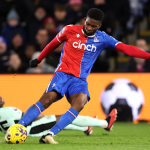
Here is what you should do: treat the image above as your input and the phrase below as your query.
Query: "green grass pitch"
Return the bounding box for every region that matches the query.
[0,122,150,150]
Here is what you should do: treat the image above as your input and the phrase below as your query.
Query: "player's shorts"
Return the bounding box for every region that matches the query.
[45,71,90,102]
[26,115,56,137]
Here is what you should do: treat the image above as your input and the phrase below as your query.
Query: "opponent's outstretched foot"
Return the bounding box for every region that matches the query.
[84,115,97,136]
[39,131,58,144]
[105,109,117,131]
[84,126,93,135]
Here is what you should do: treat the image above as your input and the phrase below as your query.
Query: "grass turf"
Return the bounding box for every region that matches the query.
[0,122,150,150]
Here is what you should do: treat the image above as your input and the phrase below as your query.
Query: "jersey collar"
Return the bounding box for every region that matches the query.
[81,29,96,37]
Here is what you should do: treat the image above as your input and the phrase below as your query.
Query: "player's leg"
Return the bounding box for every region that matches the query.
[27,114,88,136]
[64,124,88,131]
[72,109,117,131]
[39,76,89,144]
[39,93,87,144]
[18,72,67,127]
[55,115,89,132]
[72,115,108,128]
[18,91,59,126]
[53,93,87,131]
[27,115,57,137]
[50,93,87,133]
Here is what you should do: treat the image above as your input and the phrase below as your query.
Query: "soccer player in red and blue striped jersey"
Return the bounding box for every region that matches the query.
[17,8,150,144]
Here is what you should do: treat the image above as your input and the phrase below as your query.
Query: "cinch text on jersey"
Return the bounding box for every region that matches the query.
[73,40,97,52]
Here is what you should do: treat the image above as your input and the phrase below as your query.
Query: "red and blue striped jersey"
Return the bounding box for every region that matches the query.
[55,25,121,79]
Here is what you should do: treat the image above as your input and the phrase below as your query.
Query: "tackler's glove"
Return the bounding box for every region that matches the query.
[29,58,41,68]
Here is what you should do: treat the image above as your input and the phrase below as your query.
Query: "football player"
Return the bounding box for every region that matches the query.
[16,7,150,144]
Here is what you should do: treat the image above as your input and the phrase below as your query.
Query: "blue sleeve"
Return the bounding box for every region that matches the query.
[104,32,121,50]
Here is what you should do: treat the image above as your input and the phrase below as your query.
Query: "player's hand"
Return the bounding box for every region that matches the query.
[29,58,41,68]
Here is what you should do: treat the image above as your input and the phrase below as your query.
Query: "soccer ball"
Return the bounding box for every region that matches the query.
[5,124,28,144]
[100,78,144,121]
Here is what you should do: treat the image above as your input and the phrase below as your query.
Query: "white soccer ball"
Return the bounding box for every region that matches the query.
[100,78,144,121]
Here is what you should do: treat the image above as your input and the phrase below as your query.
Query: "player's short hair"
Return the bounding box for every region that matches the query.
[87,8,104,23]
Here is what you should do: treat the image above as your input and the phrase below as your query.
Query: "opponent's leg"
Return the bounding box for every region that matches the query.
[50,93,87,134]
[72,109,117,131]
[64,124,88,131]
[39,93,87,144]
[18,91,59,126]
[72,115,108,128]
[27,115,88,137]
[26,115,57,137]
[56,115,89,132]
[104,109,117,131]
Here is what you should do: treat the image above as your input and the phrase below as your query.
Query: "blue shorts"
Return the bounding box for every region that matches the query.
[45,71,90,102]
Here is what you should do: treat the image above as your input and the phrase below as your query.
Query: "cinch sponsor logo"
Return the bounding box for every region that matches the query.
[73,40,97,52]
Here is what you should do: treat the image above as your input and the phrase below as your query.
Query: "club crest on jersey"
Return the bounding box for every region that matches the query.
[94,36,99,42]
[73,40,97,52]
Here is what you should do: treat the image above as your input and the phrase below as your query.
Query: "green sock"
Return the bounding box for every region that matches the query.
[72,115,108,128]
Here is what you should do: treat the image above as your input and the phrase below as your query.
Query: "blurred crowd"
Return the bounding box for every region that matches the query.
[0,0,150,74]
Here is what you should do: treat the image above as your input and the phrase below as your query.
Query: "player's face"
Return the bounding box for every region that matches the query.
[84,17,102,36]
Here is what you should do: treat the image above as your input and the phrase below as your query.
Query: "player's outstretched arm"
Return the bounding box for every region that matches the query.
[29,37,61,68]
[37,37,61,62]
[115,43,150,59]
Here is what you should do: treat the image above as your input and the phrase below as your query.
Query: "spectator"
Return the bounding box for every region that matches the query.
[127,0,148,32]
[91,50,110,73]
[26,52,55,74]
[91,0,117,62]
[93,0,115,35]
[1,8,26,46]
[35,28,49,51]
[0,0,26,30]
[7,53,27,73]
[34,28,61,68]
[54,4,68,32]
[136,39,149,52]
[46,43,63,68]
[126,39,150,72]
[26,7,46,44]
[21,0,54,17]
[76,16,85,25]
[66,0,88,24]
[8,31,25,61]
[0,36,11,73]
[23,44,36,66]
[43,17,57,41]
[109,0,130,40]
